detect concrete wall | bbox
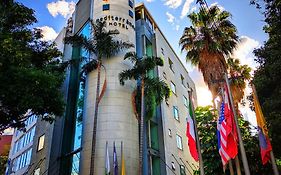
[155,28,199,174]
[79,0,139,174]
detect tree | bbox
[179,5,238,96]
[250,0,281,167]
[0,0,65,132]
[227,58,251,108]
[195,106,272,175]
[64,21,133,174]
[119,52,170,174]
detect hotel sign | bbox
[96,15,135,30]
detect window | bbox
[34,168,40,175]
[180,165,186,175]
[183,95,188,107]
[128,0,133,8]
[171,161,176,170]
[161,47,165,55]
[168,129,172,137]
[181,74,186,87]
[168,58,174,72]
[102,4,110,11]
[176,134,183,150]
[173,106,179,121]
[37,134,45,151]
[129,10,134,18]
[170,81,176,94]
[163,71,167,79]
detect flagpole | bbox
[270,151,279,175]
[188,89,205,175]
[224,73,251,175]
[234,156,242,175]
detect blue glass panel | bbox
[71,21,91,175]
[103,4,110,11]
[129,10,134,18]
[128,0,133,8]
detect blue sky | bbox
[16,0,265,125]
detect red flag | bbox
[186,113,199,161]
[223,86,238,159]
[217,87,239,166]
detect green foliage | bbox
[0,0,65,131]
[179,6,238,62]
[119,52,170,120]
[195,106,223,175]
[251,0,281,165]
[179,5,238,95]
[195,106,273,174]
[0,155,8,175]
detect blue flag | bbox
[113,142,118,175]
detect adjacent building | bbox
[7,1,198,175]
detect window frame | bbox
[168,58,174,73]
[102,4,110,11]
[183,95,188,107]
[37,134,45,152]
[170,81,176,94]
[176,134,183,150]
[173,106,179,121]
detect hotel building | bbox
[7,1,198,175]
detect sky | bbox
[15,0,267,127]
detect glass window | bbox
[183,95,188,107]
[168,58,174,72]
[102,4,110,11]
[171,161,176,170]
[129,10,134,18]
[176,134,183,150]
[37,134,45,151]
[180,165,186,175]
[34,168,40,175]
[26,148,32,166]
[181,74,186,87]
[171,82,176,94]
[128,0,133,8]
[161,47,164,55]
[168,129,172,137]
[163,71,167,79]
[173,106,179,121]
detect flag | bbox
[217,88,238,166]
[113,142,118,175]
[223,86,238,158]
[105,142,110,175]
[121,142,126,175]
[186,115,199,161]
[186,95,199,161]
[252,85,272,165]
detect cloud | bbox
[166,12,175,23]
[47,0,75,18]
[164,0,182,9]
[146,0,154,2]
[37,26,58,41]
[232,36,260,70]
[180,0,194,19]
[175,25,180,31]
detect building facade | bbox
[7,1,198,175]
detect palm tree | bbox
[65,21,133,175]
[119,52,170,174]
[227,58,251,109]
[179,5,238,96]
